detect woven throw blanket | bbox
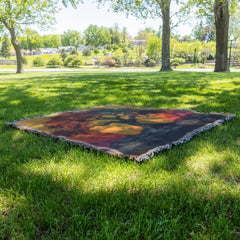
[5,104,235,162]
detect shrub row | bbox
[101,56,157,68]
[32,56,159,68]
[33,56,83,68]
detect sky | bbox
[40,1,195,37]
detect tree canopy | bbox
[0,0,59,30]
[0,36,11,59]
[61,30,83,49]
[84,25,111,47]
[229,5,240,40]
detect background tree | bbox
[41,34,62,48]
[109,24,121,46]
[21,29,42,51]
[60,49,68,60]
[159,0,172,71]
[1,36,11,59]
[193,20,215,42]
[84,25,111,47]
[169,38,215,62]
[121,27,129,45]
[61,30,83,49]
[134,28,154,45]
[146,36,162,63]
[188,0,239,72]
[0,0,83,73]
[40,35,52,48]
[180,35,192,42]
[214,0,229,72]
[229,5,240,40]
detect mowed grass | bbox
[0,71,239,239]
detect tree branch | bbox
[0,17,11,30]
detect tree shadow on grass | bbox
[0,71,213,119]
[2,71,239,153]
[1,71,239,169]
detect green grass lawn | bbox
[0,71,239,239]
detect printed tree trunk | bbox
[160,0,172,71]
[214,0,229,72]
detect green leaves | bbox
[84,25,111,47]
[61,30,83,48]
[0,0,60,31]
[0,36,11,58]
[62,0,83,9]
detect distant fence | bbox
[231,61,240,67]
[206,60,215,64]
[0,59,17,65]
[185,59,239,67]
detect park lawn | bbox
[0,71,239,239]
[0,65,17,69]
[24,54,61,67]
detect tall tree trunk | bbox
[9,27,24,73]
[214,0,229,72]
[160,0,172,71]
